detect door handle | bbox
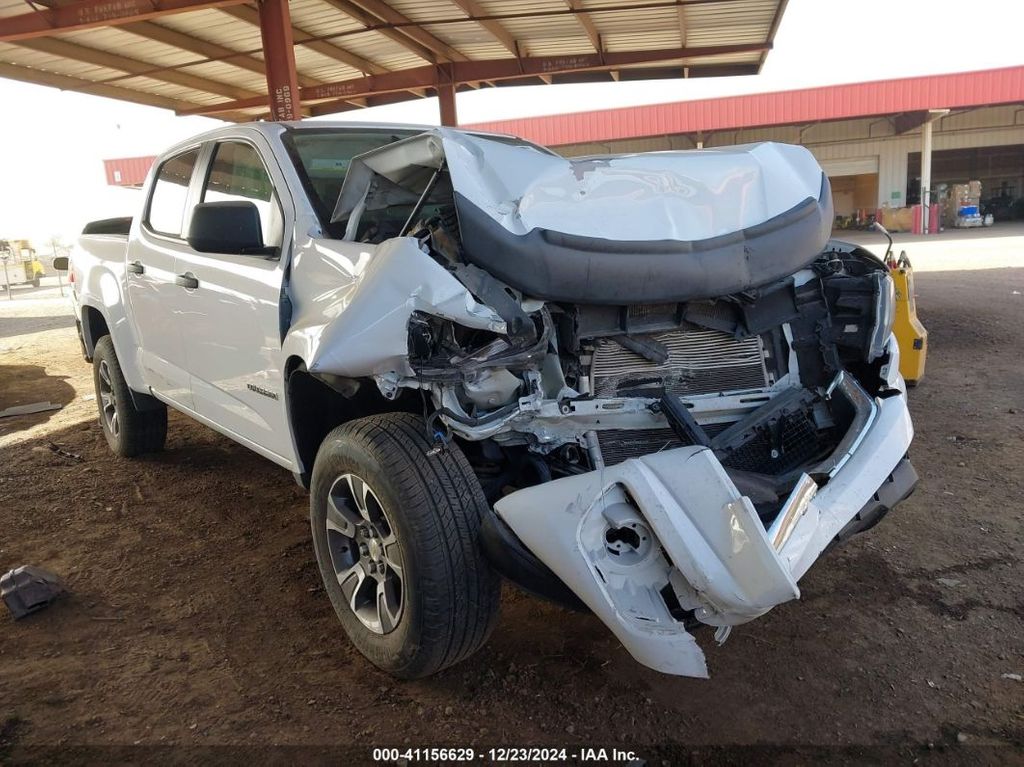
[127,260,144,275]
[175,272,199,289]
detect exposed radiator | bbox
[590,328,770,399]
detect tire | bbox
[310,412,501,679]
[92,335,167,458]
[31,276,40,288]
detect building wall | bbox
[556,105,1024,209]
[830,174,879,216]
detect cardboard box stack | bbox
[944,181,983,228]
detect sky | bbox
[1,0,1022,246]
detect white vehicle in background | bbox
[59,122,917,679]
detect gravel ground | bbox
[1,240,1022,764]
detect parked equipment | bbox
[874,222,928,385]
[943,181,984,229]
[0,239,45,291]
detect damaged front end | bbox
[317,130,917,678]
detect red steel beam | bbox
[0,0,251,43]
[181,41,771,116]
[258,0,300,120]
[340,0,468,63]
[437,69,457,126]
[0,60,255,121]
[565,0,602,55]
[447,0,519,57]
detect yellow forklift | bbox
[872,222,928,385]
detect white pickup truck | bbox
[63,122,917,679]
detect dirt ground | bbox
[1,233,1023,764]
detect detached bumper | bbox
[494,389,915,678]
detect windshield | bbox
[282,128,421,234]
[282,126,553,239]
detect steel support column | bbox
[259,0,301,121]
[437,82,458,126]
[920,109,949,234]
[920,120,933,233]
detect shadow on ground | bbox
[0,363,77,431]
[0,314,76,340]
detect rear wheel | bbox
[310,413,501,678]
[92,335,167,457]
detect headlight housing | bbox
[867,272,896,362]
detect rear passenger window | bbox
[201,142,282,248]
[147,149,199,237]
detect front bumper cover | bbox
[494,383,915,678]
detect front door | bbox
[175,139,295,466]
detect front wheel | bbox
[310,413,501,678]
[92,336,167,457]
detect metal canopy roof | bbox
[0,0,789,123]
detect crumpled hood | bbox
[334,129,827,242]
[333,129,833,304]
[447,133,827,242]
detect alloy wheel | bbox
[97,359,119,437]
[324,473,404,634]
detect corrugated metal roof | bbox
[466,65,1024,146]
[0,0,787,120]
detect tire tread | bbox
[93,336,167,457]
[313,412,499,677]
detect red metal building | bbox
[466,66,1024,147]
[464,66,1024,231]
[103,157,157,189]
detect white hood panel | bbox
[440,132,827,242]
[332,129,833,304]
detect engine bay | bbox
[397,210,897,531]
[325,130,895,535]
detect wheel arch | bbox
[80,304,110,359]
[83,304,161,411]
[284,355,420,487]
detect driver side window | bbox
[201,142,283,248]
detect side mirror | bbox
[187,201,273,256]
[52,256,69,271]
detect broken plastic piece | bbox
[0,401,62,418]
[1,565,65,620]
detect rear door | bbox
[125,147,202,409]
[174,137,296,466]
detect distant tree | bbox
[46,235,71,261]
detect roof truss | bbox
[182,41,770,116]
[0,0,250,42]
[0,0,787,122]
